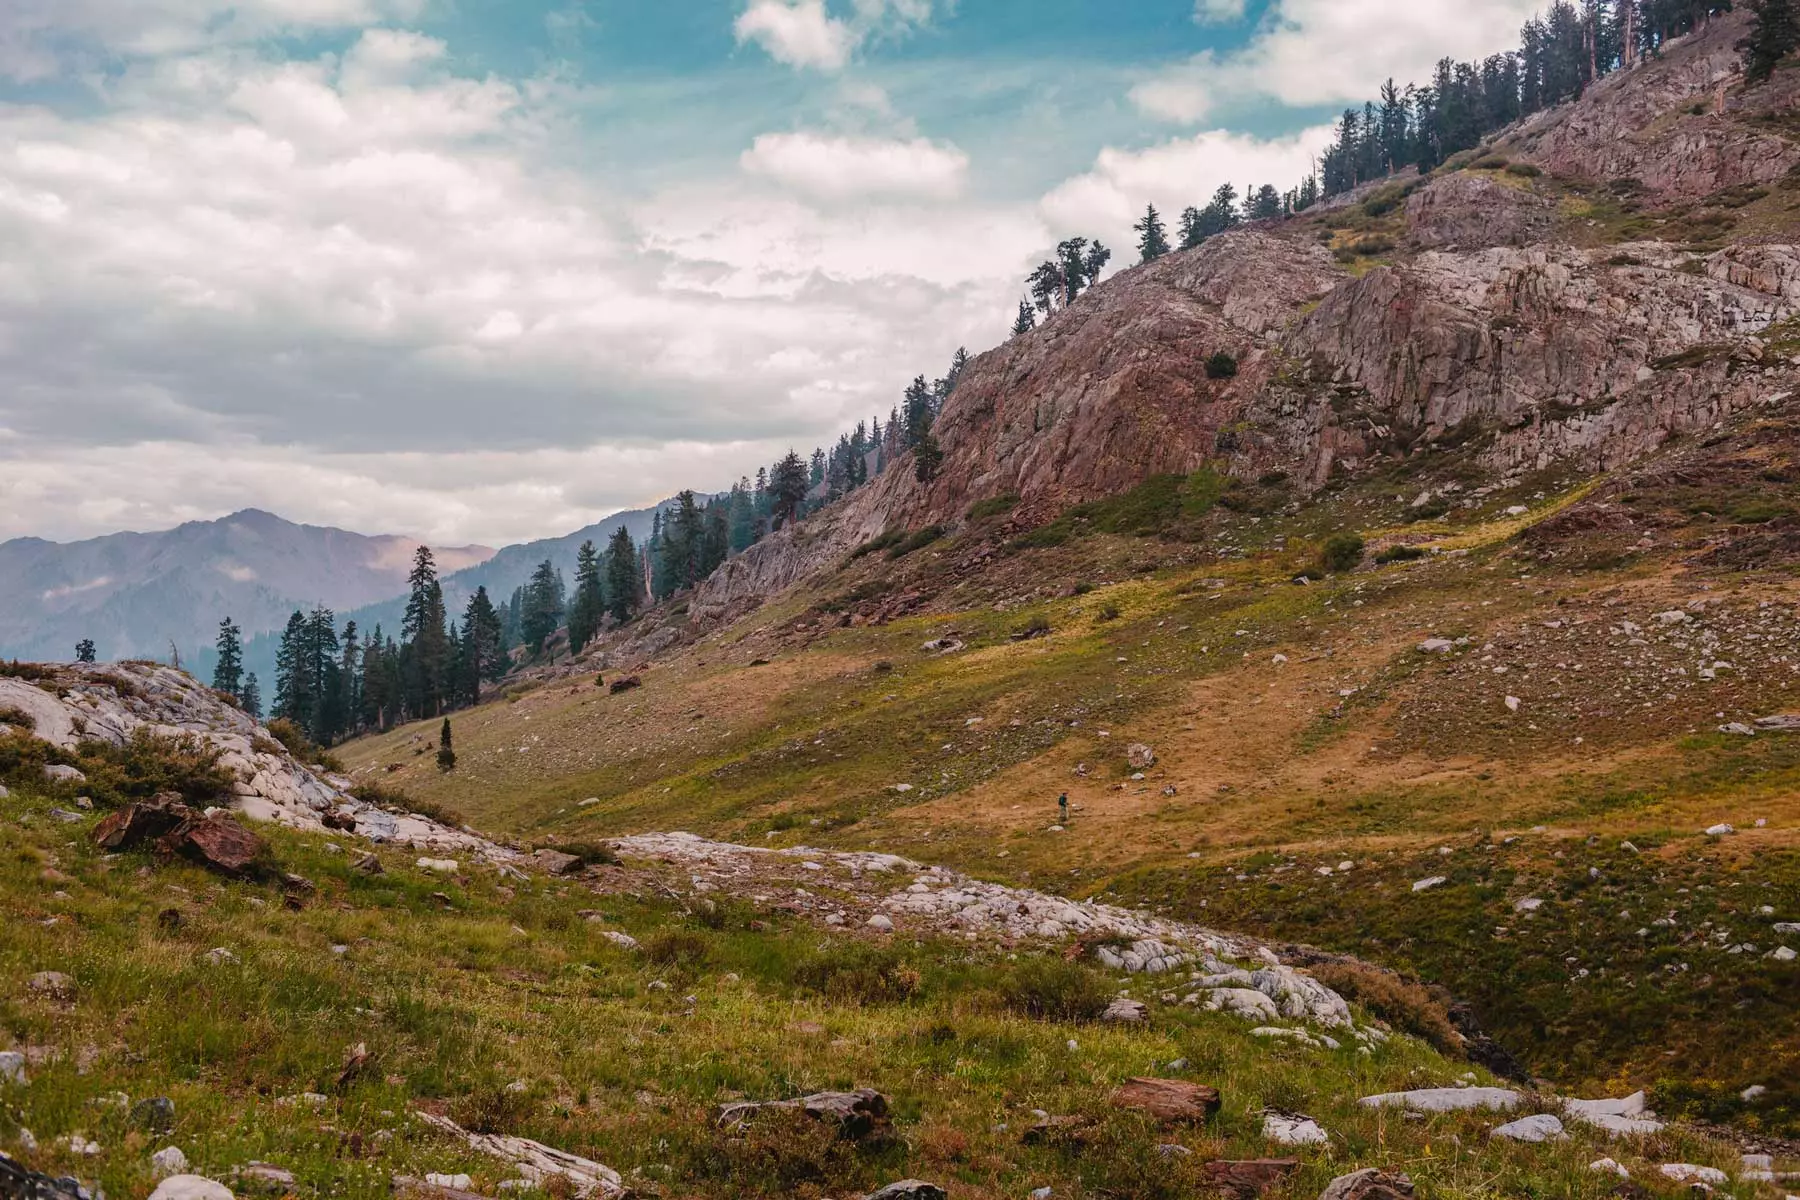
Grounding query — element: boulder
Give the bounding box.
[148,1178,235,1200]
[1563,1092,1664,1135]
[168,814,264,876]
[0,1157,99,1199]
[529,849,582,875]
[716,1089,891,1141]
[1109,1078,1221,1124]
[1357,1088,1520,1113]
[94,794,187,850]
[1102,998,1148,1023]
[43,764,88,784]
[0,1051,26,1084]
[1492,1114,1565,1142]
[1203,1159,1299,1199]
[865,1182,947,1200]
[1318,1169,1415,1200]
[26,971,75,1001]
[131,1096,176,1132]
[151,1146,191,1178]
[1126,743,1157,769]
[1658,1164,1727,1186]
[1262,1111,1328,1146]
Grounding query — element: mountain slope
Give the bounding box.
[0,509,492,666]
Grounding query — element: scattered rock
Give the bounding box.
[1102,998,1148,1023]
[26,971,75,1001]
[598,930,639,951]
[0,1051,26,1084]
[1318,1169,1415,1200]
[1492,1113,1565,1142]
[203,947,237,966]
[1418,639,1455,653]
[528,849,581,875]
[1261,1110,1328,1146]
[354,854,384,875]
[1705,823,1736,837]
[417,857,459,873]
[1357,1088,1520,1113]
[151,1146,191,1178]
[423,1175,473,1190]
[1658,1164,1727,1186]
[1410,876,1447,892]
[42,764,87,784]
[415,1112,626,1197]
[1203,1159,1299,1198]
[1588,1158,1629,1178]
[865,1181,946,1200]
[1203,988,1283,1023]
[1109,1078,1221,1124]
[1741,1084,1768,1102]
[716,1089,892,1142]
[1126,743,1157,769]
[1564,1092,1664,1135]
[131,1096,176,1132]
[231,1162,295,1190]
[608,676,642,695]
[148,1178,234,1200]
[866,914,894,932]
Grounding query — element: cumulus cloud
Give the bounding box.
[0,25,1046,543]
[740,131,969,200]
[1134,0,1543,122]
[1040,124,1336,243]
[734,0,856,71]
[732,0,937,73]
[1193,0,1247,23]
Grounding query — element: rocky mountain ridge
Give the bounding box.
[694,9,1800,621]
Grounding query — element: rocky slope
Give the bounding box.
[696,10,1800,620]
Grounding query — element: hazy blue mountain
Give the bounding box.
[0,509,493,671]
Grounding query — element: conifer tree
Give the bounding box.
[1134,204,1171,262]
[212,617,243,698]
[75,639,96,664]
[605,527,640,624]
[770,451,809,529]
[1743,0,1799,82]
[568,539,604,653]
[463,587,506,684]
[437,718,456,772]
[521,559,565,655]
[402,546,448,718]
[1011,299,1035,336]
[241,673,262,721]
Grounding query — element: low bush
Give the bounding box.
[886,525,946,560]
[1205,351,1239,380]
[995,958,1110,1021]
[1308,961,1464,1055]
[848,529,907,560]
[264,717,344,772]
[792,941,923,1005]
[1504,162,1542,177]
[643,927,711,968]
[1376,544,1428,564]
[1319,532,1366,573]
[1013,614,1052,640]
[553,840,619,868]
[966,494,1020,521]
[0,705,36,731]
[1472,155,1510,170]
[405,796,468,829]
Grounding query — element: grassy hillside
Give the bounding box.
[6,749,1756,1199]
[341,403,1800,1135]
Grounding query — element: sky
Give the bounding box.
[0,0,1543,547]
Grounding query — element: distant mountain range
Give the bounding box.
[0,502,674,686]
[0,509,494,671]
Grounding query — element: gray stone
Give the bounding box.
[26,971,75,1000]
[864,1181,946,1200]
[1357,1087,1521,1113]
[43,764,87,784]
[151,1146,191,1178]
[1102,998,1148,1023]
[149,1179,235,1200]
[0,1050,25,1084]
[132,1096,176,1132]
[1492,1113,1565,1142]
[1319,1168,1416,1200]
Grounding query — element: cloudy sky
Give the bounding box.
[0,0,1541,546]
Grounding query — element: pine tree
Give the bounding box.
[521,559,565,655]
[1082,240,1112,287]
[770,450,809,529]
[605,526,640,623]
[1743,0,1799,82]
[1178,205,1206,249]
[436,718,456,773]
[212,617,244,698]
[339,621,361,736]
[1134,204,1171,262]
[463,587,506,684]
[1011,299,1036,336]
[402,546,448,719]
[241,673,262,721]
[74,639,96,664]
[568,539,604,654]
[273,610,310,724]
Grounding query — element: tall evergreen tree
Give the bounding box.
[437,718,456,772]
[212,617,244,698]
[604,527,640,624]
[1011,298,1036,336]
[770,451,809,529]
[521,559,566,655]
[568,540,604,653]
[273,610,310,725]
[74,639,96,664]
[402,546,448,718]
[1134,204,1171,262]
[463,588,506,684]
[241,673,262,721]
[1743,0,1799,81]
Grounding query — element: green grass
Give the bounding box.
[4,772,1740,1199]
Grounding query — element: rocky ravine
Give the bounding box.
[693,11,1800,622]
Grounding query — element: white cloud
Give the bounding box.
[732,0,938,73]
[1040,124,1336,243]
[1134,0,1543,122]
[734,0,856,71]
[0,31,1048,543]
[0,0,428,79]
[1194,0,1247,23]
[741,131,969,200]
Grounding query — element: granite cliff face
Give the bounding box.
[695,11,1800,619]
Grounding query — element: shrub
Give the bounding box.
[0,661,58,682]
[405,796,468,829]
[1351,234,1396,256]
[0,705,36,731]
[264,717,342,771]
[77,729,235,809]
[996,958,1110,1021]
[1504,162,1542,177]
[848,529,907,560]
[1071,582,1094,595]
[792,942,923,1005]
[1472,155,1510,170]
[690,1106,864,1196]
[1204,351,1238,379]
[966,493,1020,521]
[1308,961,1464,1054]
[450,1085,539,1135]
[1319,532,1366,573]
[1095,604,1121,623]
[643,928,711,968]
[886,525,946,560]
[1376,544,1428,564]
[1013,614,1052,641]
[552,841,619,868]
